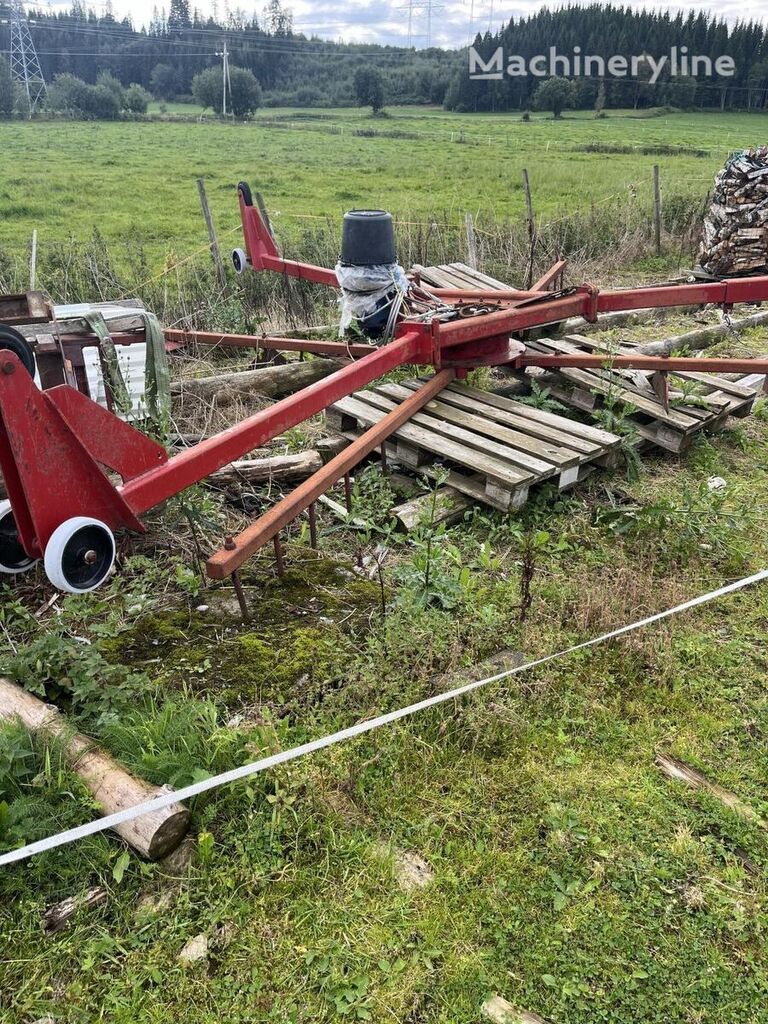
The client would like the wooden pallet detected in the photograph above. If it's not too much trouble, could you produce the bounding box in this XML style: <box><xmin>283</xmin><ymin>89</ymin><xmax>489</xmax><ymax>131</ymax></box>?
<box><xmin>329</xmin><ymin>380</ymin><xmax>622</xmax><ymax>512</ymax></box>
<box><xmin>412</xmin><ymin>261</ymin><xmax>512</xmax><ymax>292</ymax></box>
<box><xmin>524</xmin><ymin>334</ymin><xmax>765</xmax><ymax>453</ymax></box>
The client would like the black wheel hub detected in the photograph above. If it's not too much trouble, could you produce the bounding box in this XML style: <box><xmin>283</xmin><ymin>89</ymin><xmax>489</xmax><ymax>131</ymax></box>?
<box><xmin>0</xmin><ymin>508</ymin><xmax>34</xmax><ymax>571</ymax></box>
<box><xmin>0</xmin><ymin>326</ymin><xmax>35</xmax><ymax>378</ymax></box>
<box><xmin>61</xmin><ymin>524</ymin><xmax>113</xmax><ymax>590</ymax></box>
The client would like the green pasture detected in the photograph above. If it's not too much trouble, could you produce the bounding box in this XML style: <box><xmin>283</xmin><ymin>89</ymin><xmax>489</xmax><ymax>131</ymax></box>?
<box><xmin>1</xmin><ymin>106</ymin><xmax>768</xmax><ymax>267</ymax></box>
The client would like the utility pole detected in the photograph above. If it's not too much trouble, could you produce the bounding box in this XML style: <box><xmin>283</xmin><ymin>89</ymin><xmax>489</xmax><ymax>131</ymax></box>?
<box><xmin>216</xmin><ymin>37</ymin><xmax>230</xmax><ymax>116</ymax></box>
<box><xmin>8</xmin><ymin>0</ymin><xmax>46</xmax><ymax>117</ymax></box>
<box><xmin>222</xmin><ymin>38</ymin><xmax>228</xmax><ymax>116</ymax></box>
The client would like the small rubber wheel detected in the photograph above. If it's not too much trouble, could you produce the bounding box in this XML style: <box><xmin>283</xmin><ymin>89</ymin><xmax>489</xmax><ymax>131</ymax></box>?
<box><xmin>0</xmin><ymin>500</ymin><xmax>37</xmax><ymax>574</ymax></box>
<box><xmin>0</xmin><ymin>326</ymin><xmax>35</xmax><ymax>378</ymax></box>
<box><xmin>44</xmin><ymin>517</ymin><xmax>115</xmax><ymax>594</ymax></box>
<box><xmin>232</xmin><ymin>247</ymin><xmax>248</xmax><ymax>274</ymax></box>
<box><xmin>237</xmin><ymin>181</ymin><xmax>253</xmax><ymax>206</ymax></box>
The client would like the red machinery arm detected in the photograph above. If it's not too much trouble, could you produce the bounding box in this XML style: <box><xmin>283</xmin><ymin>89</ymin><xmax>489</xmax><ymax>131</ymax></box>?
<box><xmin>237</xmin><ymin>183</ymin><xmax>338</xmax><ymax>287</ymax></box>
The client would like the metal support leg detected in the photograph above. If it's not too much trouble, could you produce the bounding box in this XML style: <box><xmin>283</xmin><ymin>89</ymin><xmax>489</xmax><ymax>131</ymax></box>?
<box><xmin>273</xmin><ymin>535</ymin><xmax>285</xmax><ymax>576</ymax></box>
<box><xmin>308</xmin><ymin>502</ymin><xmax>318</xmax><ymax>549</ymax></box>
<box><xmin>343</xmin><ymin>473</ymin><xmax>352</xmax><ymax>513</ymax></box>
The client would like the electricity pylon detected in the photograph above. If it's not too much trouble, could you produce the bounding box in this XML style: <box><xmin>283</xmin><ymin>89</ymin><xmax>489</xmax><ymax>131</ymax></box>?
<box><xmin>9</xmin><ymin>0</ymin><xmax>46</xmax><ymax>116</ymax></box>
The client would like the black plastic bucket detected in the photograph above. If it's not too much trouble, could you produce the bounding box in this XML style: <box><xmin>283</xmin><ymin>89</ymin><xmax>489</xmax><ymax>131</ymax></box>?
<box><xmin>340</xmin><ymin>210</ymin><xmax>396</xmax><ymax>266</ymax></box>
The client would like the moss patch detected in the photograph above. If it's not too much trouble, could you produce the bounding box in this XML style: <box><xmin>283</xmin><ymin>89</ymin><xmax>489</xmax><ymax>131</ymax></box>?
<box><xmin>106</xmin><ymin>551</ymin><xmax>381</xmax><ymax>715</ymax></box>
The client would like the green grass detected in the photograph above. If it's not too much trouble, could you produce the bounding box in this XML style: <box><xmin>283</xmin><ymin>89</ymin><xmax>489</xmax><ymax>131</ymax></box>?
<box><xmin>2</xmin><ymin>330</ymin><xmax>768</xmax><ymax>1021</ymax></box>
<box><xmin>2</xmin><ymin>105</ymin><xmax>768</xmax><ymax>268</ymax></box>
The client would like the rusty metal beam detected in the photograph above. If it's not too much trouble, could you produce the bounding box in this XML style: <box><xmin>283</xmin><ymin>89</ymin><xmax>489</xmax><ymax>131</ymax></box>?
<box><xmin>206</xmin><ymin>368</ymin><xmax>455</xmax><ymax>578</ymax></box>
<box><xmin>164</xmin><ymin>329</ymin><xmax>376</xmax><ymax>358</ymax></box>
<box><xmin>531</xmin><ymin>259</ymin><xmax>568</xmax><ymax>292</ymax></box>
<box><xmin>516</xmin><ymin>353</ymin><xmax>768</xmax><ymax>373</ymax></box>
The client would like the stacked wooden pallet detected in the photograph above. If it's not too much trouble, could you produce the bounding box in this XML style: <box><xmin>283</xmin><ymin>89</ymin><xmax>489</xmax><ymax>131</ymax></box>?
<box><xmin>525</xmin><ymin>333</ymin><xmax>763</xmax><ymax>453</ymax></box>
<box><xmin>412</xmin><ymin>262</ymin><xmax>511</xmax><ymax>292</ymax></box>
<box><xmin>330</xmin><ymin>380</ymin><xmax>622</xmax><ymax>512</ymax></box>
<box><xmin>699</xmin><ymin>147</ymin><xmax>768</xmax><ymax>276</ymax></box>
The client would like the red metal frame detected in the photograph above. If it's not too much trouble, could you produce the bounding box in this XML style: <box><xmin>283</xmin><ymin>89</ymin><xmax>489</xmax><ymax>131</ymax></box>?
<box><xmin>2</xmin><ymin>182</ymin><xmax>768</xmax><ymax>586</ymax></box>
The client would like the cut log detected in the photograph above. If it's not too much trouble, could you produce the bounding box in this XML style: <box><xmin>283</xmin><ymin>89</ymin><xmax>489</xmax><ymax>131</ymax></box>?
<box><xmin>656</xmin><ymin>752</ymin><xmax>765</xmax><ymax>827</ymax></box>
<box><xmin>699</xmin><ymin>147</ymin><xmax>768</xmax><ymax>275</ymax></box>
<box><xmin>209</xmin><ymin>450</ymin><xmax>323</xmax><ymax>486</ymax></box>
<box><xmin>314</xmin><ymin>435</ymin><xmax>351</xmax><ymax>462</ymax></box>
<box><xmin>482</xmin><ymin>997</ymin><xmax>550</xmax><ymax>1024</ymax></box>
<box><xmin>392</xmin><ymin>485</ymin><xmax>472</xmax><ymax>531</ymax></box>
<box><xmin>170</xmin><ymin>358</ymin><xmax>345</xmax><ymax>405</ymax></box>
<box><xmin>42</xmin><ymin>886</ymin><xmax>108</xmax><ymax>933</ymax></box>
<box><xmin>637</xmin><ymin>309</ymin><xmax>768</xmax><ymax>356</ymax></box>
<box><xmin>0</xmin><ymin>677</ymin><xmax>190</xmax><ymax>860</ymax></box>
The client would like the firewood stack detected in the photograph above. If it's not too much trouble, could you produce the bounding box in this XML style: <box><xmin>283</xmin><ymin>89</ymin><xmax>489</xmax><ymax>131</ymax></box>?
<box><xmin>699</xmin><ymin>146</ymin><xmax>768</xmax><ymax>277</ymax></box>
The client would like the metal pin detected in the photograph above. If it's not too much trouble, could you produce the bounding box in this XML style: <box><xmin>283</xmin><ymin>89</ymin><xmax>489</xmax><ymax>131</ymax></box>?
<box><xmin>308</xmin><ymin>502</ymin><xmax>318</xmax><ymax>549</ymax></box>
<box><xmin>343</xmin><ymin>472</ymin><xmax>352</xmax><ymax>512</ymax></box>
<box><xmin>380</xmin><ymin>444</ymin><xmax>388</xmax><ymax>474</ymax></box>
<box><xmin>273</xmin><ymin>535</ymin><xmax>285</xmax><ymax>576</ymax></box>
<box><xmin>231</xmin><ymin>570</ymin><xmax>249</xmax><ymax>620</ymax></box>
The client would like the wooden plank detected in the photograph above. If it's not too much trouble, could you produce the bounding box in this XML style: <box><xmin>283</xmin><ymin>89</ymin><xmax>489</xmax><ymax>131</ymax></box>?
<box><xmin>529</xmin><ymin>341</ymin><xmax>702</xmax><ymax>430</ymax></box>
<box><xmin>331</xmin><ymin>395</ymin><xmax>533</xmax><ymax>487</ymax></box>
<box><xmin>436</xmin><ymin>264</ymin><xmax>484</xmax><ymax>289</ymax></box>
<box><xmin>352</xmin><ymin>388</ymin><xmax>559</xmax><ymax>477</ymax></box>
<box><xmin>339</xmin><ymin>432</ymin><xmax>516</xmax><ymax>510</ymax></box>
<box><xmin>672</xmin><ymin>372</ymin><xmax>756</xmax><ymax>398</ymax></box>
<box><xmin>559</xmin><ymin>333</ymin><xmax>753</xmax><ymax>415</ymax></box>
<box><xmin>444</xmin><ymin>382</ymin><xmax>621</xmax><ymax>447</ymax></box>
<box><xmin>453</xmin><ymin>262</ymin><xmax>513</xmax><ymax>289</ymax></box>
<box><xmin>412</xmin><ymin>264</ymin><xmax>461</xmax><ymax>290</ymax></box>
<box><xmin>374</xmin><ymin>383</ymin><xmax>582</xmax><ymax>467</ymax></box>
<box><xmin>432</xmin><ymin>266</ymin><xmax>472</xmax><ymax>289</ymax></box>
<box><xmin>410</xmin><ymin>381</ymin><xmax>608</xmax><ymax>455</ymax></box>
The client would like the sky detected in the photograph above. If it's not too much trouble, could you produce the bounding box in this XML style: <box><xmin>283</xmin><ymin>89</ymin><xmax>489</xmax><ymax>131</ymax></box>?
<box><xmin>42</xmin><ymin>0</ymin><xmax>768</xmax><ymax>50</ymax></box>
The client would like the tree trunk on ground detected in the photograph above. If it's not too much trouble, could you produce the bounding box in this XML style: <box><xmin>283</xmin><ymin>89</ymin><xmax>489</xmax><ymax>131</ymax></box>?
<box><xmin>0</xmin><ymin>677</ymin><xmax>190</xmax><ymax>860</ymax></box>
<box><xmin>637</xmin><ymin>309</ymin><xmax>768</xmax><ymax>355</ymax></box>
<box><xmin>209</xmin><ymin>450</ymin><xmax>323</xmax><ymax>485</ymax></box>
<box><xmin>170</xmin><ymin>358</ymin><xmax>345</xmax><ymax>405</ymax></box>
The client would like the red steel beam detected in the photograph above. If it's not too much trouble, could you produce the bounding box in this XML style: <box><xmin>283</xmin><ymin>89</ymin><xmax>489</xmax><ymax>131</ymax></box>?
<box><xmin>164</xmin><ymin>329</ymin><xmax>376</xmax><ymax>358</ymax></box>
<box><xmin>206</xmin><ymin>367</ymin><xmax>455</xmax><ymax>578</ymax></box>
<box><xmin>531</xmin><ymin>259</ymin><xmax>568</xmax><ymax>292</ymax></box>
<box><xmin>260</xmin><ymin>253</ymin><xmax>339</xmax><ymax>287</ymax></box>
<box><xmin>596</xmin><ymin>276</ymin><xmax>768</xmax><ymax>313</ymax></box>
<box><xmin>121</xmin><ymin>330</ymin><xmax>427</xmax><ymax>514</ymax></box>
<box><xmin>429</xmin><ymin>287</ymin><xmax>541</xmax><ymax>301</ymax></box>
<box><xmin>433</xmin><ymin>290</ymin><xmax>594</xmax><ymax>348</ymax></box>
<box><xmin>516</xmin><ymin>353</ymin><xmax>768</xmax><ymax>373</ymax></box>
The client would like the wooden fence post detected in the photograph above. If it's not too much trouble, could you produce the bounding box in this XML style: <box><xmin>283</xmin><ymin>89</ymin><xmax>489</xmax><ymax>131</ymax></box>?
<box><xmin>653</xmin><ymin>164</ymin><xmax>662</xmax><ymax>255</ymax></box>
<box><xmin>522</xmin><ymin>168</ymin><xmax>536</xmax><ymax>288</ymax></box>
<box><xmin>196</xmin><ymin>177</ymin><xmax>227</xmax><ymax>288</ymax></box>
<box><xmin>465</xmin><ymin>213</ymin><xmax>478</xmax><ymax>269</ymax></box>
<box><xmin>29</xmin><ymin>229</ymin><xmax>37</xmax><ymax>291</ymax></box>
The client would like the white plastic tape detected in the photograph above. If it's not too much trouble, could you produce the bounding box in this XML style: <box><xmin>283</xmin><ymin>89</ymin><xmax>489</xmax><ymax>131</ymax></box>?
<box><xmin>1</xmin><ymin>568</ymin><xmax>766</xmax><ymax>867</ymax></box>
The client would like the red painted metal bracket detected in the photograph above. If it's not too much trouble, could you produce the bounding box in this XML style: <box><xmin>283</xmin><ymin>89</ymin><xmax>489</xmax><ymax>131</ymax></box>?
<box><xmin>0</xmin><ymin>354</ymin><xmax>145</xmax><ymax>557</ymax></box>
<box><xmin>238</xmin><ymin>184</ymin><xmax>338</xmax><ymax>287</ymax></box>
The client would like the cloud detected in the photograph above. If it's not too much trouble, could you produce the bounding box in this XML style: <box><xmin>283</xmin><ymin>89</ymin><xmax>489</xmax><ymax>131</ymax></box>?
<box><xmin>49</xmin><ymin>0</ymin><xmax>768</xmax><ymax>49</ymax></box>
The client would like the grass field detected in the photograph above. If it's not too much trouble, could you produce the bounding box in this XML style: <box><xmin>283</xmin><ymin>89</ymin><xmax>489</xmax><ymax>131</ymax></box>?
<box><xmin>2</xmin><ymin>105</ymin><xmax>768</xmax><ymax>270</ymax></box>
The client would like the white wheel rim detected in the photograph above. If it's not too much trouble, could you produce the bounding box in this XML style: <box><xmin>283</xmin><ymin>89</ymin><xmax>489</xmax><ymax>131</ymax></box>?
<box><xmin>44</xmin><ymin>517</ymin><xmax>115</xmax><ymax>594</ymax></box>
<box><xmin>0</xmin><ymin>499</ymin><xmax>37</xmax><ymax>574</ymax></box>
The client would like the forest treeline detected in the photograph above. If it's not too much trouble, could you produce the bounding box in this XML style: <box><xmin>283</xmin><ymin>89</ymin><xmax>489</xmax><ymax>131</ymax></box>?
<box><xmin>450</xmin><ymin>5</ymin><xmax>768</xmax><ymax>112</ymax></box>
<box><xmin>2</xmin><ymin>0</ymin><xmax>768</xmax><ymax>113</ymax></box>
